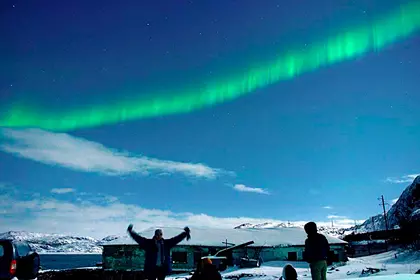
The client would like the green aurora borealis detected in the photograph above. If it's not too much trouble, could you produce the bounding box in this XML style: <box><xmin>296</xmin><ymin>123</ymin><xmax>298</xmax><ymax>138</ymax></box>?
<box><xmin>2</xmin><ymin>1</ymin><xmax>420</xmax><ymax>131</ymax></box>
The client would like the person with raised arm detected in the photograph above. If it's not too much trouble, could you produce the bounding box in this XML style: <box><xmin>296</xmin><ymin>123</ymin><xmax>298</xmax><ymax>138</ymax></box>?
<box><xmin>127</xmin><ymin>224</ymin><xmax>191</xmax><ymax>280</ymax></box>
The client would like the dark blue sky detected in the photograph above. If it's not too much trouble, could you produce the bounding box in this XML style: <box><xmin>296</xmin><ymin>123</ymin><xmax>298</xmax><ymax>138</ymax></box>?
<box><xmin>1</xmin><ymin>0</ymin><xmax>419</xmax><ymax>237</ymax></box>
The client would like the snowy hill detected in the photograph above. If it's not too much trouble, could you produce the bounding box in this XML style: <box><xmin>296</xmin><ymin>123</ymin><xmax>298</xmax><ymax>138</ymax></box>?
<box><xmin>235</xmin><ymin>175</ymin><xmax>420</xmax><ymax>238</ymax></box>
<box><xmin>0</xmin><ymin>231</ymin><xmax>102</xmax><ymax>254</ymax></box>
<box><xmin>351</xmin><ymin>175</ymin><xmax>420</xmax><ymax>234</ymax></box>
<box><xmin>235</xmin><ymin>222</ymin><xmax>288</xmax><ymax>229</ymax></box>
<box><xmin>101</xmin><ymin>235</ymin><xmax>120</xmax><ymax>242</ymax></box>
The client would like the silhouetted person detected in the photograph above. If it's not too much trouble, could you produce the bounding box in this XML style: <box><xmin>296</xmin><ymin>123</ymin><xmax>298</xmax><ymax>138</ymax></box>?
<box><xmin>190</xmin><ymin>258</ymin><xmax>222</xmax><ymax>280</ymax></box>
<box><xmin>127</xmin><ymin>224</ymin><xmax>191</xmax><ymax>280</ymax></box>
<box><xmin>303</xmin><ymin>222</ymin><xmax>329</xmax><ymax>280</ymax></box>
<box><xmin>280</xmin><ymin>263</ymin><xmax>298</xmax><ymax>280</ymax></box>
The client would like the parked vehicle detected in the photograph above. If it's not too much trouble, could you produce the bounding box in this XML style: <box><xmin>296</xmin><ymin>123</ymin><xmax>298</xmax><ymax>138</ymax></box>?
<box><xmin>0</xmin><ymin>239</ymin><xmax>40</xmax><ymax>280</ymax></box>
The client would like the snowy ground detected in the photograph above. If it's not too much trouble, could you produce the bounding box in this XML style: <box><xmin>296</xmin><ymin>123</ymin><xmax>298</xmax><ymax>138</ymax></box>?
<box><xmin>167</xmin><ymin>250</ymin><xmax>420</xmax><ymax>279</ymax></box>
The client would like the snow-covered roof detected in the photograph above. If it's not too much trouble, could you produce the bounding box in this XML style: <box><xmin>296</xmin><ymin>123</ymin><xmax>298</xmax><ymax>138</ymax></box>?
<box><xmin>102</xmin><ymin>226</ymin><xmax>347</xmax><ymax>247</ymax></box>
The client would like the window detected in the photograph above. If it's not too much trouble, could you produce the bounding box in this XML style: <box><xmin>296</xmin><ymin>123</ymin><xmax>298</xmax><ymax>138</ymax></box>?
<box><xmin>0</xmin><ymin>244</ymin><xmax>4</xmax><ymax>257</ymax></box>
<box><xmin>172</xmin><ymin>251</ymin><xmax>188</xmax><ymax>264</ymax></box>
<box><xmin>15</xmin><ymin>242</ymin><xmax>31</xmax><ymax>257</ymax></box>
<box><xmin>288</xmin><ymin>252</ymin><xmax>297</xmax><ymax>261</ymax></box>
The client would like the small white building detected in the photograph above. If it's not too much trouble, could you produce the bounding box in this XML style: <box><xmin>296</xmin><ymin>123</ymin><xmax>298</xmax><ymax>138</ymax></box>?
<box><xmin>101</xmin><ymin>226</ymin><xmax>347</xmax><ymax>271</ymax></box>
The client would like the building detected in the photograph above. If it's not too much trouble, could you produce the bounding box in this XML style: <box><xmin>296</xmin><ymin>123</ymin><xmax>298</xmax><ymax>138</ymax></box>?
<box><xmin>101</xmin><ymin>226</ymin><xmax>347</xmax><ymax>271</ymax></box>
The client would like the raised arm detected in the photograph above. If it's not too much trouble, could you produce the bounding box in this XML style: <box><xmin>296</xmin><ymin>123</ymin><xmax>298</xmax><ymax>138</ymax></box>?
<box><xmin>127</xmin><ymin>224</ymin><xmax>148</xmax><ymax>249</ymax></box>
<box><xmin>166</xmin><ymin>227</ymin><xmax>190</xmax><ymax>248</ymax></box>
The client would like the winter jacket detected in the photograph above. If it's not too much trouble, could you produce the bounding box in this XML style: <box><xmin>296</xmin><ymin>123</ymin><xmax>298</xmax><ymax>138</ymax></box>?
<box><xmin>303</xmin><ymin>233</ymin><xmax>330</xmax><ymax>263</ymax></box>
<box><xmin>128</xmin><ymin>229</ymin><xmax>188</xmax><ymax>274</ymax></box>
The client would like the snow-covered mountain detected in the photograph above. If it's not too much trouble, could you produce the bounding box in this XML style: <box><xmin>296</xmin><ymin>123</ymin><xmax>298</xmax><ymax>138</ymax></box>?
<box><xmin>0</xmin><ymin>231</ymin><xmax>102</xmax><ymax>254</ymax></box>
<box><xmin>234</xmin><ymin>176</ymin><xmax>420</xmax><ymax>238</ymax></box>
<box><xmin>101</xmin><ymin>235</ymin><xmax>120</xmax><ymax>242</ymax></box>
<box><xmin>234</xmin><ymin>222</ymin><xmax>289</xmax><ymax>229</ymax></box>
<box><xmin>351</xmin><ymin>175</ymin><xmax>420</xmax><ymax>233</ymax></box>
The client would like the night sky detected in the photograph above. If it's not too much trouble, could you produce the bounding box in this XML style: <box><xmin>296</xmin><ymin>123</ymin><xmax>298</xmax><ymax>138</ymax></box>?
<box><xmin>1</xmin><ymin>0</ymin><xmax>419</xmax><ymax>238</ymax></box>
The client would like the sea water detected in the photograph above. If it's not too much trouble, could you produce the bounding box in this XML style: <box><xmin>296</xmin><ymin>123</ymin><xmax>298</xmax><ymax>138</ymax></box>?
<box><xmin>39</xmin><ymin>254</ymin><xmax>102</xmax><ymax>270</ymax></box>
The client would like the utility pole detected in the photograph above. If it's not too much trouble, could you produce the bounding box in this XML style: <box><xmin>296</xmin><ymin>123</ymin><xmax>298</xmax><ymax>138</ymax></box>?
<box><xmin>222</xmin><ymin>239</ymin><xmax>235</xmax><ymax>249</ymax></box>
<box><xmin>378</xmin><ymin>195</ymin><xmax>390</xmax><ymax>252</ymax></box>
<box><xmin>379</xmin><ymin>195</ymin><xmax>389</xmax><ymax>231</ymax></box>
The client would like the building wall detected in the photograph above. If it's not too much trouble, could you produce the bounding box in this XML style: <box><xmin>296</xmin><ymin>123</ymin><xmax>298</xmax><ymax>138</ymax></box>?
<box><xmin>102</xmin><ymin>244</ymin><xmax>347</xmax><ymax>271</ymax></box>
<box><xmin>259</xmin><ymin>244</ymin><xmax>347</xmax><ymax>262</ymax></box>
<box><xmin>103</xmin><ymin>245</ymin><xmax>224</xmax><ymax>271</ymax></box>
<box><xmin>330</xmin><ymin>245</ymin><xmax>348</xmax><ymax>262</ymax></box>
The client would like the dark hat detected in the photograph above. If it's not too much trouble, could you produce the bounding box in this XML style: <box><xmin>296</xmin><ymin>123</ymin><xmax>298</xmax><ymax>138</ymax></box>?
<box><xmin>304</xmin><ymin>222</ymin><xmax>317</xmax><ymax>234</ymax></box>
<box><xmin>282</xmin><ymin>263</ymin><xmax>298</xmax><ymax>280</ymax></box>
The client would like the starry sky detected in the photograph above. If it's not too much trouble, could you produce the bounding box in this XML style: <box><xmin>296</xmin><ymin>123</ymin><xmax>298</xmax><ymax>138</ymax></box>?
<box><xmin>1</xmin><ymin>0</ymin><xmax>419</xmax><ymax>238</ymax></box>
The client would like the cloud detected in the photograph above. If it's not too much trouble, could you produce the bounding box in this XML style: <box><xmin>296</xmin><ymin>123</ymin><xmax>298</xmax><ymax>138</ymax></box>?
<box><xmin>0</xmin><ymin>188</ymin><xmax>360</xmax><ymax>239</ymax></box>
<box><xmin>51</xmin><ymin>188</ymin><xmax>75</xmax><ymax>194</ymax></box>
<box><xmin>385</xmin><ymin>174</ymin><xmax>419</xmax><ymax>184</ymax></box>
<box><xmin>233</xmin><ymin>184</ymin><xmax>270</xmax><ymax>195</ymax></box>
<box><xmin>0</xmin><ymin>128</ymin><xmax>231</xmax><ymax>179</ymax></box>
<box><xmin>323</xmin><ymin>206</ymin><xmax>333</xmax><ymax>209</ymax></box>
<box><xmin>327</xmin><ymin>215</ymin><xmax>347</xmax><ymax>219</ymax></box>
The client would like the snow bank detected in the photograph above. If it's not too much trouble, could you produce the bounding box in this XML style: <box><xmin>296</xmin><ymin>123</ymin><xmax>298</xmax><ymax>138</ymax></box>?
<box><xmin>166</xmin><ymin>250</ymin><xmax>420</xmax><ymax>280</ymax></box>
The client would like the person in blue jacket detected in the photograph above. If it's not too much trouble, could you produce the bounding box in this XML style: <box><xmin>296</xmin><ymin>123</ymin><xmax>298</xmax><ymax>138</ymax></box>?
<box><xmin>127</xmin><ymin>224</ymin><xmax>191</xmax><ymax>280</ymax></box>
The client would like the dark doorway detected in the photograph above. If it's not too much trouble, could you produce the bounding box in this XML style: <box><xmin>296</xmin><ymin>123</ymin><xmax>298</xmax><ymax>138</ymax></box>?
<box><xmin>288</xmin><ymin>252</ymin><xmax>297</xmax><ymax>261</ymax></box>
